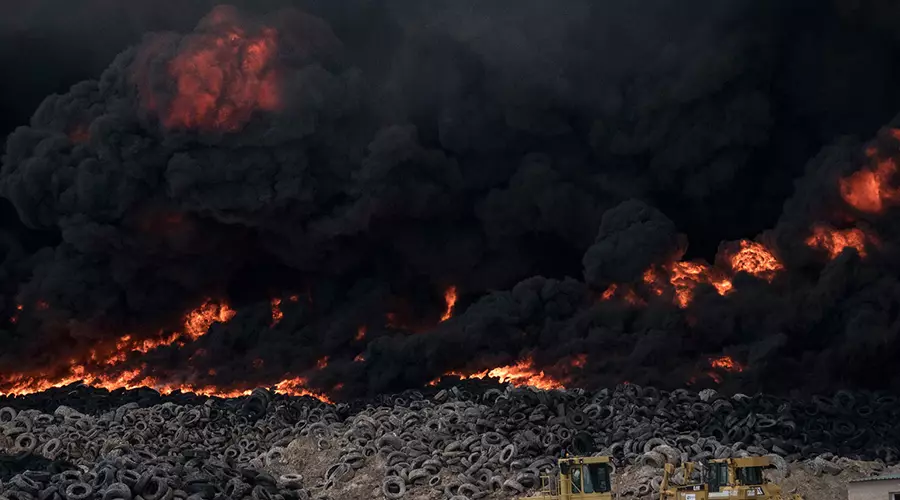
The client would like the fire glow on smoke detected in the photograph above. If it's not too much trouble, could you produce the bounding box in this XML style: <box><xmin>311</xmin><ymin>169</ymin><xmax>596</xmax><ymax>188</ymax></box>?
<box><xmin>134</xmin><ymin>6</ymin><xmax>280</xmax><ymax>132</ymax></box>
<box><xmin>601</xmin><ymin>239</ymin><xmax>785</xmax><ymax>310</ymax></box>
<box><xmin>840</xmin><ymin>130</ymin><xmax>900</xmax><ymax>214</ymax></box>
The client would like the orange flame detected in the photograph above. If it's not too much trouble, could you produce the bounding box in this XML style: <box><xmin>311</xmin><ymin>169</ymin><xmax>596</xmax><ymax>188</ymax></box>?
<box><xmin>727</xmin><ymin>240</ymin><xmax>783</xmax><ymax>281</ymax></box>
<box><xmin>706</xmin><ymin>355</ymin><xmax>744</xmax><ymax>383</ymax></box>
<box><xmin>599</xmin><ymin>283</ymin><xmax>645</xmax><ymax>306</ymax></box>
<box><xmin>183</xmin><ymin>299</ymin><xmax>237</xmax><ymax>340</ymax></box>
<box><xmin>136</xmin><ymin>7</ymin><xmax>280</xmax><ymax>132</ymax></box>
<box><xmin>440</xmin><ymin>286</ymin><xmax>458</xmax><ymax>322</ymax></box>
<box><xmin>710</xmin><ymin>355</ymin><xmax>744</xmax><ymax>372</ymax></box>
<box><xmin>666</xmin><ymin>261</ymin><xmax>733</xmax><ymax>309</ymax></box>
<box><xmin>0</xmin><ymin>299</ymin><xmax>237</xmax><ymax>398</ymax></box>
<box><xmin>274</xmin><ymin>377</ymin><xmax>334</xmax><ymax>404</ymax></box>
<box><xmin>430</xmin><ymin>357</ymin><xmax>563</xmax><ymax>390</ymax></box>
<box><xmin>840</xmin><ymin>142</ymin><xmax>900</xmax><ymax>214</ymax></box>
<box><xmin>642</xmin><ymin>268</ymin><xmax>667</xmax><ymax>298</ymax></box>
<box><xmin>805</xmin><ymin>225</ymin><xmax>871</xmax><ymax>260</ymax></box>
<box><xmin>270</xmin><ymin>297</ymin><xmax>283</xmax><ymax>326</ymax></box>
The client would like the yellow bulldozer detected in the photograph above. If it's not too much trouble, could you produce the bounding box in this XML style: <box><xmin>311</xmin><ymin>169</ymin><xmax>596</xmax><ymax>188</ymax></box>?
<box><xmin>528</xmin><ymin>455</ymin><xmax>616</xmax><ymax>499</ymax></box>
<box><xmin>523</xmin><ymin>430</ymin><xmax>798</xmax><ymax>500</ymax></box>
<box><xmin>659</xmin><ymin>456</ymin><xmax>802</xmax><ymax>500</ymax></box>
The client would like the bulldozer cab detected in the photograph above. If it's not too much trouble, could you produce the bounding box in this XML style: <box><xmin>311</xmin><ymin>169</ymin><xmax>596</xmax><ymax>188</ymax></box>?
<box><xmin>532</xmin><ymin>456</ymin><xmax>614</xmax><ymax>499</ymax></box>
<box><xmin>660</xmin><ymin>462</ymin><xmax>708</xmax><ymax>500</ymax></box>
<box><xmin>709</xmin><ymin>457</ymin><xmax>765</xmax><ymax>491</ymax></box>
<box><xmin>662</xmin><ymin>457</ymin><xmax>801</xmax><ymax>500</ymax></box>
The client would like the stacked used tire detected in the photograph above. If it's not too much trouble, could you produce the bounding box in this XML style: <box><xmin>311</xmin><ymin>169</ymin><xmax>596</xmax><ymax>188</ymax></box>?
<box><xmin>0</xmin><ymin>383</ymin><xmax>895</xmax><ymax>499</ymax></box>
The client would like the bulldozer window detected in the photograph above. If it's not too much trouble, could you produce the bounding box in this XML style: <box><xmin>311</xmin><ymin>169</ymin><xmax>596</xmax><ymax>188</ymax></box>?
<box><xmin>583</xmin><ymin>463</ymin><xmax>611</xmax><ymax>493</ymax></box>
<box><xmin>736</xmin><ymin>466</ymin><xmax>763</xmax><ymax>485</ymax></box>
<box><xmin>709</xmin><ymin>463</ymin><xmax>728</xmax><ymax>492</ymax></box>
<box><xmin>571</xmin><ymin>467</ymin><xmax>583</xmax><ymax>493</ymax></box>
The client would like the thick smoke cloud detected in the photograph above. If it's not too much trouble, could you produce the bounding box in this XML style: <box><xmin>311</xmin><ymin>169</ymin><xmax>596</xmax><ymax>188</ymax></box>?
<box><xmin>0</xmin><ymin>0</ymin><xmax>899</xmax><ymax>399</ymax></box>
<box><xmin>582</xmin><ymin>200</ymin><xmax>685</xmax><ymax>287</ymax></box>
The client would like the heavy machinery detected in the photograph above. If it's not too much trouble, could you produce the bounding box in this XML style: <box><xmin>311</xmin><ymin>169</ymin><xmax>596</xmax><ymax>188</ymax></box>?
<box><xmin>528</xmin><ymin>455</ymin><xmax>616</xmax><ymax>499</ymax></box>
<box><xmin>659</xmin><ymin>456</ymin><xmax>802</xmax><ymax>499</ymax></box>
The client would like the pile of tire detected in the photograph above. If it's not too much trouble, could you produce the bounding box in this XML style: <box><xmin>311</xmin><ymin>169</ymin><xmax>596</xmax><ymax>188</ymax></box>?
<box><xmin>0</xmin><ymin>383</ymin><xmax>894</xmax><ymax>499</ymax></box>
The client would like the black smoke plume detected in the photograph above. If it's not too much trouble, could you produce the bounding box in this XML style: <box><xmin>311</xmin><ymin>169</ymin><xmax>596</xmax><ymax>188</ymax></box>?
<box><xmin>1</xmin><ymin>0</ymin><xmax>900</xmax><ymax>399</ymax></box>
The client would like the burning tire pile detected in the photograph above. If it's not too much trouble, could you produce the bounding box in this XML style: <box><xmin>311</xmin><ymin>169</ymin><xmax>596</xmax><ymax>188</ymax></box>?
<box><xmin>0</xmin><ymin>384</ymin><xmax>896</xmax><ymax>500</ymax></box>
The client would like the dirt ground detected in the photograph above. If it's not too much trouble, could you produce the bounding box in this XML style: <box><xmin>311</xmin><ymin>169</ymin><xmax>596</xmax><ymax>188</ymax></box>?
<box><xmin>611</xmin><ymin>459</ymin><xmax>900</xmax><ymax>500</ymax></box>
<box><xmin>267</xmin><ymin>442</ymin><xmax>900</xmax><ymax>500</ymax></box>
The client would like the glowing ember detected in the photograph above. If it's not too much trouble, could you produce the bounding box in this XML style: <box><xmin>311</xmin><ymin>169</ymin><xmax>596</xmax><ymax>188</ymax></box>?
<box><xmin>570</xmin><ymin>354</ymin><xmax>587</xmax><ymax>368</ymax></box>
<box><xmin>710</xmin><ymin>355</ymin><xmax>744</xmax><ymax>372</ymax></box>
<box><xmin>270</xmin><ymin>298</ymin><xmax>283</xmax><ymax>326</ymax></box>
<box><xmin>440</xmin><ymin>286</ymin><xmax>458</xmax><ymax>322</ymax></box>
<box><xmin>355</xmin><ymin>326</ymin><xmax>366</xmax><ymax>341</ymax></box>
<box><xmin>135</xmin><ymin>6</ymin><xmax>280</xmax><ymax>132</ymax></box>
<box><xmin>727</xmin><ymin>240</ymin><xmax>783</xmax><ymax>281</ymax></box>
<box><xmin>431</xmin><ymin>357</ymin><xmax>564</xmax><ymax>390</ymax></box>
<box><xmin>354</xmin><ymin>353</ymin><xmax>365</xmax><ymax>362</ymax></box>
<box><xmin>10</xmin><ymin>303</ymin><xmax>22</xmax><ymax>324</ymax></box>
<box><xmin>805</xmin><ymin>225</ymin><xmax>871</xmax><ymax>260</ymax></box>
<box><xmin>316</xmin><ymin>356</ymin><xmax>329</xmax><ymax>369</ymax></box>
<box><xmin>706</xmin><ymin>355</ymin><xmax>744</xmax><ymax>383</ymax></box>
<box><xmin>600</xmin><ymin>284</ymin><xmax>617</xmax><ymax>301</ymax></box>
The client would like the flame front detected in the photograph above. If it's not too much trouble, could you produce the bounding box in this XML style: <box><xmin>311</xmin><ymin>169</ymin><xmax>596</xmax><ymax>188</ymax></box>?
<box><xmin>431</xmin><ymin>357</ymin><xmax>564</xmax><ymax>390</ymax></box>
<box><xmin>0</xmin><ymin>299</ymin><xmax>331</xmax><ymax>401</ymax></box>
<box><xmin>274</xmin><ymin>377</ymin><xmax>334</xmax><ymax>404</ymax></box>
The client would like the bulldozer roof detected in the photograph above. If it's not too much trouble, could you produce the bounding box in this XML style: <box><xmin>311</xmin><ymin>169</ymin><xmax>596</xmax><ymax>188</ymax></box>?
<box><xmin>709</xmin><ymin>456</ymin><xmax>774</xmax><ymax>468</ymax></box>
<box><xmin>559</xmin><ymin>456</ymin><xmax>611</xmax><ymax>465</ymax></box>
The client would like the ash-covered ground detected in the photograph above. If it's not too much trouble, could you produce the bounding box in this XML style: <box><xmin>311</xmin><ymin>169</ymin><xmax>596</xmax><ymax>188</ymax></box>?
<box><xmin>0</xmin><ymin>383</ymin><xmax>897</xmax><ymax>499</ymax></box>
